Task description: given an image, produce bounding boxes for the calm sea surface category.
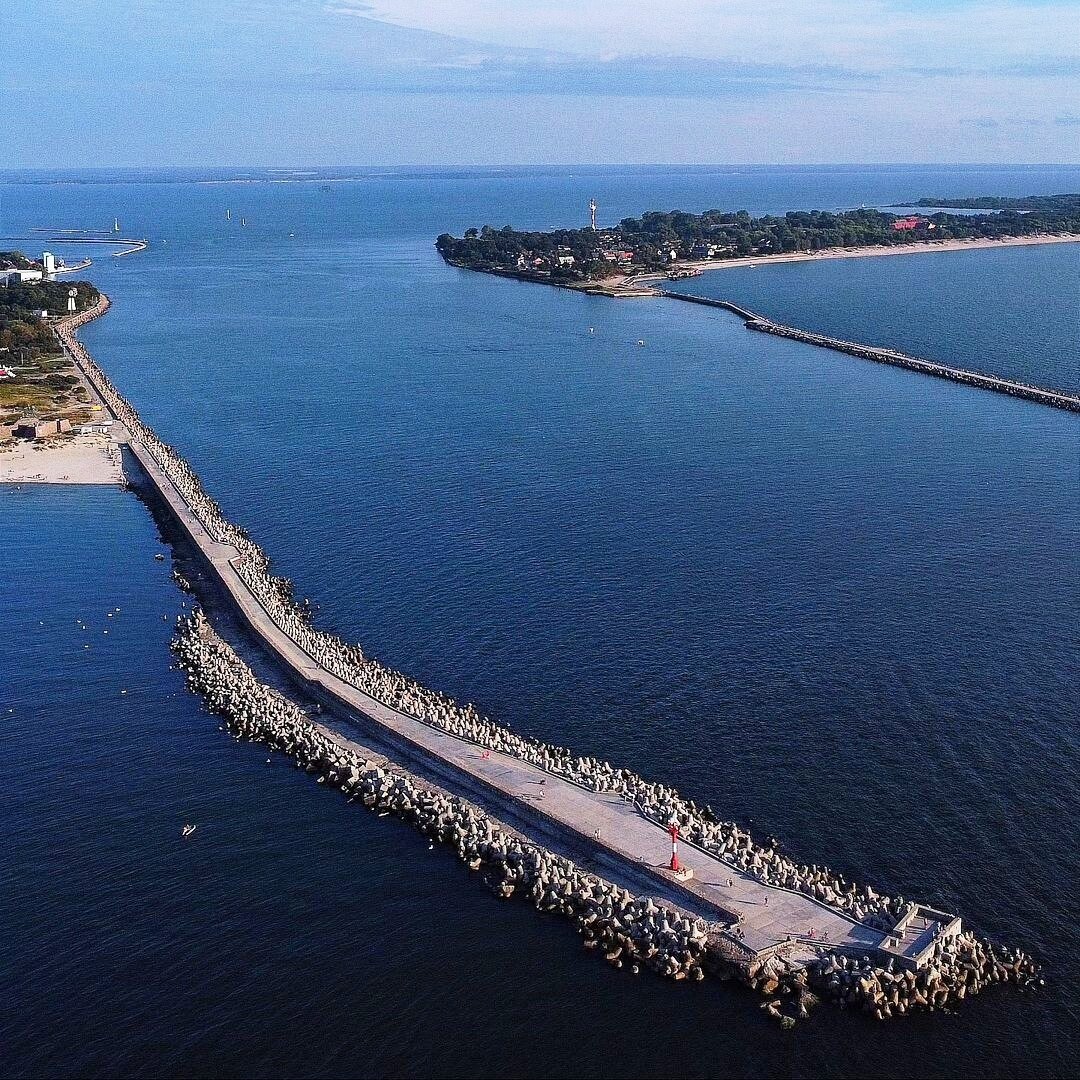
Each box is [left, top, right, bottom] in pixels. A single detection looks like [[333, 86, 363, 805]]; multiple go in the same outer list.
[[2, 166, 1079, 1078]]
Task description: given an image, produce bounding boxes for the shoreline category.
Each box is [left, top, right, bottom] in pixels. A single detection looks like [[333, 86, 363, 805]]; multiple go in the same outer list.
[[607, 232, 1080, 292], [0, 432, 124, 485]]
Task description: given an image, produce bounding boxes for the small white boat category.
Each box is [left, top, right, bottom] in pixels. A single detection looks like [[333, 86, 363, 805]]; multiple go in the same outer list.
[[637, 339, 646, 346], [181, 824, 197, 837]]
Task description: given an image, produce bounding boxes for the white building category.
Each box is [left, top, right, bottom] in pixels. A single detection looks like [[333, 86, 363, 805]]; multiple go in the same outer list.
[[3, 269, 43, 284], [77, 419, 116, 435]]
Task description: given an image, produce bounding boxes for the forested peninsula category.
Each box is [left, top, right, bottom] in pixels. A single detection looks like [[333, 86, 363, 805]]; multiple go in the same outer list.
[[909, 194, 1080, 212], [435, 194, 1080, 283]]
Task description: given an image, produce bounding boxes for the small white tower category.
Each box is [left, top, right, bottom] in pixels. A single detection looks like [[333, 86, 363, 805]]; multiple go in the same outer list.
[[67, 287, 77, 314], [589, 199, 598, 230], [43, 251, 56, 275]]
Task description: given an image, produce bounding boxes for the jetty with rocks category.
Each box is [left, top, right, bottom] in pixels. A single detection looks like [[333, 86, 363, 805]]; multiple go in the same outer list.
[[660, 292, 1080, 413], [53, 298, 1043, 1024]]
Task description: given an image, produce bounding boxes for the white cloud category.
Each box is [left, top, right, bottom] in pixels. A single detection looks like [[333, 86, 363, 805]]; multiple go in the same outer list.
[[350, 0, 1080, 74], [2, 0, 1077, 164]]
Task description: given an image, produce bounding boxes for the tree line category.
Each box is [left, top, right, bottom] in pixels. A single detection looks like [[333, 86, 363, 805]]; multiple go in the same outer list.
[[0, 265, 100, 360], [436, 196, 1080, 280]]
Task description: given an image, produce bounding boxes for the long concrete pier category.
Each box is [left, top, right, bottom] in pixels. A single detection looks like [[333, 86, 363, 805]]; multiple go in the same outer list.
[[660, 291, 1080, 413], [124, 421, 893, 959], [48, 295, 1052, 1022], [53, 298, 972, 982]]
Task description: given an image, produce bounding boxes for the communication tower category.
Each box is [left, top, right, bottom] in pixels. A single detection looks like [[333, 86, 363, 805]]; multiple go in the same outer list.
[[589, 199, 598, 230]]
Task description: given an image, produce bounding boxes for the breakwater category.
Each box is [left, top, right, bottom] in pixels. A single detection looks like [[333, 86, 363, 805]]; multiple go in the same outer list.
[[1, 235, 149, 258], [173, 611, 718, 983], [53, 298, 1043, 1023], [660, 291, 1080, 413]]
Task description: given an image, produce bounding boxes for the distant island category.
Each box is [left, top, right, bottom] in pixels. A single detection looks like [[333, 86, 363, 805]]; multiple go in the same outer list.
[[435, 193, 1080, 287], [908, 194, 1080, 212]]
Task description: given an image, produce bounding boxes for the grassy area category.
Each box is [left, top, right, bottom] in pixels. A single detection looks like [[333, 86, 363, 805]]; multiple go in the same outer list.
[[1, 256, 100, 427], [0, 376, 93, 422]]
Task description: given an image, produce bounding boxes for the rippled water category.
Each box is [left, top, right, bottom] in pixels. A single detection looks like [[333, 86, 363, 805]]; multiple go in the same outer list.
[[2, 166, 1079, 1078]]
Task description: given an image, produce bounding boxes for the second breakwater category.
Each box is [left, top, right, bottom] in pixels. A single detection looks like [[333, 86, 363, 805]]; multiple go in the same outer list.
[[52, 297, 1043, 1024], [659, 291, 1080, 412]]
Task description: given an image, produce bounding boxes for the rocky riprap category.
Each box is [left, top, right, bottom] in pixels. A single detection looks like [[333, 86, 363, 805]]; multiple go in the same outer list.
[[747, 940, 1043, 1026], [172, 611, 714, 985]]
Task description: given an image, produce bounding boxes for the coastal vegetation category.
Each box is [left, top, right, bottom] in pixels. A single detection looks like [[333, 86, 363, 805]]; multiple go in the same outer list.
[[910, 194, 1080, 212], [0, 254, 100, 421], [435, 195, 1080, 281]]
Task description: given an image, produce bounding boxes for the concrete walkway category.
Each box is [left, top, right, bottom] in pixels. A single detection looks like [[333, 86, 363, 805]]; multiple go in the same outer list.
[[116, 422, 886, 960]]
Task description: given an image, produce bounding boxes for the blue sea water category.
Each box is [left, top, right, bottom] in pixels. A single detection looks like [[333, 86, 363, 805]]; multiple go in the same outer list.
[[666, 244, 1080, 393], [2, 165, 1079, 1078]]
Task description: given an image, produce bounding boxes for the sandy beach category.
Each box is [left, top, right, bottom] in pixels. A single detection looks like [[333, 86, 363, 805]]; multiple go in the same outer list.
[[0, 433, 124, 485], [624, 232, 1080, 288]]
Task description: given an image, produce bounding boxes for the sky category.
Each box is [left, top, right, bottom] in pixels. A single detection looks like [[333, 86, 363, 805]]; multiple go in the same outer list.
[[2, 0, 1078, 166]]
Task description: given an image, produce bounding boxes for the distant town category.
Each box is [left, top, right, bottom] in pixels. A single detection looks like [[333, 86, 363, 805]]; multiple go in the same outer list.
[[436, 194, 1080, 284]]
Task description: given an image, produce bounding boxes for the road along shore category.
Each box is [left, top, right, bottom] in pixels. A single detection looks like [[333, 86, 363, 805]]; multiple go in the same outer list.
[[52, 297, 1044, 1024]]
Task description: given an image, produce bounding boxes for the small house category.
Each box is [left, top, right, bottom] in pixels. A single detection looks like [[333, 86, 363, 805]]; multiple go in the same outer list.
[[14, 417, 69, 439], [77, 419, 115, 435]]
